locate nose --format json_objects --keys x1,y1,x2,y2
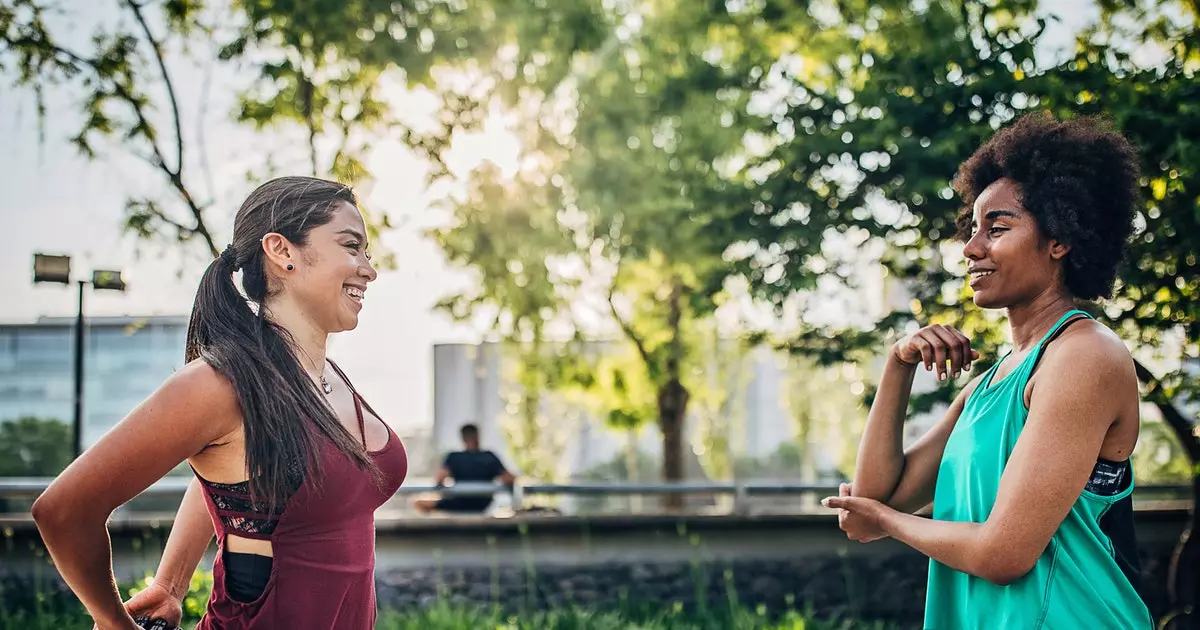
[
  {"x1": 360, "y1": 254, "x2": 378, "y2": 282},
  {"x1": 963, "y1": 229, "x2": 986, "y2": 261}
]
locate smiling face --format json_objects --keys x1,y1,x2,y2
[
  {"x1": 284, "y1": 201, "x2": 378, "y2": 333},
  {"x1": 963, "y1": 178, "x2": 1070, "y2": 309}
]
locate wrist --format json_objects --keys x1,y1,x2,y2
[
  {"x1": 165, "y1": 580, "x2": 189, "y2": 602},
  {"x1": 887, "y1": 345, "x2": 918, "y2": 370},
  {"x1": 875, "y1": 504, "x2": 903, "y2": 538},
  {"x1": 152, "y1": 575, "x2": 187, "y2": 601},
  {"x1": 96, "y1": 604, "x2": 135, "y2": 628}
]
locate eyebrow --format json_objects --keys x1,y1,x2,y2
[
  {"x1": 338, "y1": 228, "x2": 366, "y2": 243},
  {"x1": 971, "y1": 209, "x2": 1020, "y2": 227}
]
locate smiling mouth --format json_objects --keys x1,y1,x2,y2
[
  {"x1": 969, "y1": 270, "x2": 994, "y2": 286},
  {"x1": 345, "y1": 286, "x2": 365, "y2": 303}
]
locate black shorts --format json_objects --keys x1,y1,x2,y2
[{"x1": 434, "y1": 496, "x2": 493, "y2": 513}]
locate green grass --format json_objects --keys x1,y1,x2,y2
[
  {"x1": 0, "y1": 573, "x2": 910, "y2": 630},
  {"x1": 1, "y1": 606, "x2": 907, "y2": 630},
  {"x1": 374, "y1": 604, "x2": 906, "y2": 629},
  {"x1": 1, "y1": 570, "x2": 913, "y2": 630}
]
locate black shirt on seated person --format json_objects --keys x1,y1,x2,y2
[{"x1": 436, "y1": 450, "x2": 508, "y2": 512}]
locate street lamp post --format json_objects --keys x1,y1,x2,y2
[{"x1": 32, "y1": 254, "x2": 126, "y2": 458}]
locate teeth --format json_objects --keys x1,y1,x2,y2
[
  {"x1": 971, "y1": 271, "x2": 994, "y2": 278},
  {"x1": 345, "y1": 287, "x2": 364, "y2": 300}
]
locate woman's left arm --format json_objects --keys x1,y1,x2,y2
[{"x1": 825, "y1": 332, "x2": 1136, "y2": 585}]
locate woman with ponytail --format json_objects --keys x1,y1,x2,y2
[{"x1": 32, "y1": 176, "x2": 408, "y2": 630}]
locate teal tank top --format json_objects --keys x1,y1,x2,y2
[{"x1": 924, "y1": 310, "x2": 1152, "y2": 629}]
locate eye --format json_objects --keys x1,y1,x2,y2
[
  {"x1": 364, "y1": 250, "x2": 373, "y2": 261},
  {"x1": 344, "y1": 241, "x2": 361, "y2": 252},
  {"x1": 988, "y1": 227, "x2": 1007, "y2": 237}
]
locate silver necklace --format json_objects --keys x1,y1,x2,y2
[{"x1": 320, "y1": 374, "x2": 332, "y2": 395}]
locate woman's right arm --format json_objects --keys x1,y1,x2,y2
[
  {"x1": 117, "y1": 478, "x2": 214, "y2": 628},
  {"x1": 852, "y1": 325, "x2": 979, "y2": 514},
  {"x1": 32, "y1": 361, "x2": 238, "y2": 630},
  {"x1": 153, "y1": 477, "x2": 215, "y2": 599}
]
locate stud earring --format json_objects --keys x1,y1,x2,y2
[{"x1": 286, "y1": 264, "x2": 294, "y2": 271}]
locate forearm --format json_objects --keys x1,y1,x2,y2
[
  {"x1": 879, "y1": 510, "x2": 1026, "y2": 584},
  {"x1": 154, "y1": 478, "x2": 214, "y2": 600},
  {"x1": 853, "y1": 353, "x2": 918, "y2": 500},
  {"x1": 879, "y1": 510, "x2": 982, "y2": 572},
  {"x1": 34, "y1": 510, "x2": 132, "y2": 627}
]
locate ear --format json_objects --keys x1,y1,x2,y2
[
  {"x1": 261, "y1": 232, "x2": 298, "y2": 273},
  {"x1": 1048, "y1": 239, "x2": 1071, "y2": 261}
]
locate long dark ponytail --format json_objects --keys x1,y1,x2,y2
[{"x1": 185, "y1": 176, "x2": 376, "y2": 510}]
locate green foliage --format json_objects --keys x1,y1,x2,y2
[
  {"x1": 1, "y1": 601, "x2": 907, "y2": 630},
  {"x1": 0, "y1": 417, "x2": 71, "y2": 477},
  {"x1": 779, "y1": 357, "x2": 869, "y2": 481},
  {"x1": 498, "y1": 337, "x2": 595, "y2": 483},
  {"x1": 715, "y1": 1, "x2": 1198, "y2": 466},
  {"x1": 431, "y1": 2, "x2": 775, "y2": 483},
  {"x1": 375, "y1": 603, "x2": 908, "y2": 630},
  {"x1": 124, "y1": 571, "x2": 214, "y2": 625},
  {"x1": 0, "y1": 567, "x2": 908, "y2": 629},
  {"x1": 1, "y1": 0, "x2": 221, "y2": 254}
]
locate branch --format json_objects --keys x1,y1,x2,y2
[
  {"x1": 607, "y1": 281, "x2": 653, "y2": 369},
  {"x1": 109, "y1": 79, "x2": 172, "y2": 172},
  {"x1": 664, "y1": 276, "x2": 684, "y2": 377},
  {"x1": 7, "y1": 3, "x2": 217, "y2": 256},
  {"x1": 108, "y1": 78, "x2": 216, "y2": 255},
  {"x1": 123, "y1": 0, "x2": 184, "y2": 174},
  {"x1": 1134, "y1": 358, "x2": 1200, "y2": 463}
]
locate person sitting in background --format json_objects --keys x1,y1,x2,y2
[{"x1": 414, "y1": 424, "x2": 514, "y2": 514}]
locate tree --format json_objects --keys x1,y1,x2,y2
[
  {"x1": 721, "y1": 0, "x2": 1198, "y2": 623},
  {"x1": 0, "y1": 417, "x2": 72, "y2": 477},
  {"x1": 2, "y1": 0, "x2": 223, "y2": 255},
  {"x1": 430, "y1": 1, "x2": 774, "y2": 504}
]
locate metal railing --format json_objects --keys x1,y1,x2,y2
[{"x1": 1, "y1": 478, "x2": 1191, "y2": 517}]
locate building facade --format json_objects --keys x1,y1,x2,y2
[{"x1": 0, "y1": 315, "x2": 187, "y2": 448}]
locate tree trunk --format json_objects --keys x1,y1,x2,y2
[
  {"x1": 658, "y1": 376, "x2": 690, "y2": 510},
  {"x1": 1133, "y1": 359, "x2": 1198, "y2": 628},
  {"x1": 659, "y1": 277, "x2": 690, "y2": 510},
  {"x1": 1163, "y1": 474, "x2": 1199, "y2": 630}
]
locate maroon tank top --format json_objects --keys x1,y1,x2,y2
[{"x1": 193, "y1": 361, "x2": 408, "y2": 629}]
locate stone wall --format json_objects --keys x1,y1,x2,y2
[
  {"x1": 376, "y1": 539, "x2": 1179, "y2": 626},
  {"x1": 0, "y1": 508, "x2": 1187, "y2": 626}
]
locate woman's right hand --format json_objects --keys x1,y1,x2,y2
[
  {"x1": 891, "y1": 324, "x2": 979, "y2": 381},
  {"x1": 120, "y1": 581, "x2": 183, "y2": 628},
  {"x1": 91, "y1": 614, "x2": 144, "y2": 630}
]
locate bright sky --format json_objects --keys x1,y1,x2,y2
[{"x1": 0, "y1": 1, "x2": 1102, "y2": 432}]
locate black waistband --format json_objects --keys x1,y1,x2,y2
[{"x1": 225, "y1": 551, "x2": 273, "y2": 602}]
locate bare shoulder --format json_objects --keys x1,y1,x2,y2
[
  {"x1": 1029, "y1": 319, "x2": 1137, "y2": 420},
  {"x1": 157, "y1": 359, "x2": 243, "y2": 436},
  {"x1": 1043, "y1": 319, "x2": 1135, "y2": 380}
]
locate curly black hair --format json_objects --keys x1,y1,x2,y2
[{"x1": 952, "y1": 112, "x2": 1142, "y2": 301}]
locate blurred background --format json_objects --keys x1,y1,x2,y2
[{"x1": 0, "y1": 0, "x2": 1197, "y2": 628}]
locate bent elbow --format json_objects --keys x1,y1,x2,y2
[
  {"x1": 31, "y1": 493, "x2": 64, "y2": 531},
  {"x1": 974, "y1": 551, "x2": 1037, "y2": 587},
  {"x1": 982, "y1": 564, "x2": 1032, "y2": 587},
  {"x1": 32, "y1": 490, "x2": 103, "y2": 534}
]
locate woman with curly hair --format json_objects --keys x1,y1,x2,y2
[{"x1": 823, "y1": 112, "x2": 1153, "y2": 629}]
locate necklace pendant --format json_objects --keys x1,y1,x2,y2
[{"x1": 320, "y1": 375, "x2": 333, "y2": 395}]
